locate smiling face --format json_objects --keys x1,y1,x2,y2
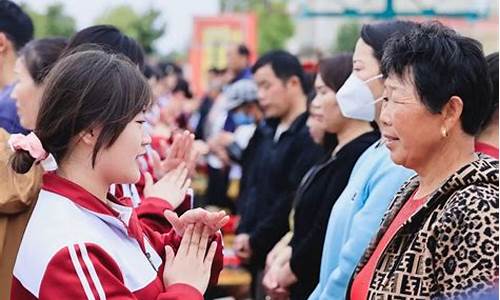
[
  {"x1": 380, "y1": 73, "x2": 444, "y2": 169},
  {"x1": 11, "y1": 57, "x2": 44, "y2": 130},
  {"x1": 94, "y1": 112, "x2": 151, "y2": 184}
]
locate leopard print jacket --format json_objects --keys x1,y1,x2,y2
[{"x1": 348, "y1": 155, "x2": 499, "y2": 299}]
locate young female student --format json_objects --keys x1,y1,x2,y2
[{"x1": 10, "y1": 49, "x2": 226, "y2": 299}]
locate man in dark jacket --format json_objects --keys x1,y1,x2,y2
[{"x1": 233, "y1": 50, "x2": 324, "y2": 296}]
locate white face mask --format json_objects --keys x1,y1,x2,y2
[{"x1": 336, "y1": 73, "x2": 384, "y2": 121}]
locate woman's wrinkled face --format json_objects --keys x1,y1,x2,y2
[
  {"x1": 11, "y1": 57, "x2": 44, "y2": 130},
  {"x1": 380, "y1": 73, "x2": 444, "y2": 170}
]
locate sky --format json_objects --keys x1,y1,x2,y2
[{"x1": 15, "y1": 0, "x2": 221, "y2": 55}]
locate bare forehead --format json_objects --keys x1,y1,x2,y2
[
  {"x1": 353, "y1": 39, "x2": 374, "y2": 62},
  {"x1": 254, "y1": 64, "x2": 276, "y2": 80}
]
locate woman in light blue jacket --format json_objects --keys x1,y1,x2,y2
[{"x1": 308, "y1": 20, "x2": 416, "y2": 300}]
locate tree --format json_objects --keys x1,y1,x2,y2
[
  {"x1": 332, "y1": 21, "x2": 361, "y2": 53},
  {"x1": 221, "y1": 0, "x2": 294, "y2": 54},
  {"x1": 20, "y1": 2, "x2": 76, "y2": 38},
  {"x1": 94, "y1": 5, "x2": 166, "y2": 54}
]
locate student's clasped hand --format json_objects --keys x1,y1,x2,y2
[
  {"x1": 164, "y1": 208, "x2": 229, "y2": 236},
  {"x1": 162, "y1": 223, "x2": 217, "y2": 293}
]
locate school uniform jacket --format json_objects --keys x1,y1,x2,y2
[{"x1": 11, "y1": 172, "x2": 223, "y2": 300}]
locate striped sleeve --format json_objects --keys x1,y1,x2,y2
[{"x1": 11, "y1": 243, "x2": 202, "y2": 300}]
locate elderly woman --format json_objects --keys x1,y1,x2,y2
[{"x1": 349, "y1": 22, "x2": 499, "y2": 299}]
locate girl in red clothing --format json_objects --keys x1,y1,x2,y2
[{"x1": 9, "y1": 49, "x2": 227, "y2": 299}]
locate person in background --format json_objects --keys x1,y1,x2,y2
[
  {"x1": 309, "y1": 20, "x2": 417, "y2": 300},
  {"x1": 263, "y1": 54, "x2": 380, "y2": 300},
  {"x1": 226, "y1": 44, "x2": 252, "y2": 83},
  {"x1": 0, "y1": 37, "x2": 67, "y2": 300},
  {"x1": 207, "y1": 79, "x2": 266, "y2": 214},
  {"x1": 193, "y1": 67, "x2": 225, "y2": 140},
  {"x1": 349, "y1": 21, "x2": 498, "y2": 300},
  {"x1": 0, "y1": 0, "x2": 33, "y2": 134},
  {"x1": 475, "y1": 52, "x2": 498, "y2": 158},
  {"x1": 234, "y1": 50, "x2": 324, "y2": 299}
]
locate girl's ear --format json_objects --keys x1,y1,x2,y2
[{"x1": 80, "y1": 127, "x2": 101, "y2": 146}]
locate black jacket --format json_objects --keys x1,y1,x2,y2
[
  {"x1": 237, "y1": 112, "x2": 325, "y2": 267},
  {"x1": 289, "y1": 131, "x2": 380, "y2": 300}
]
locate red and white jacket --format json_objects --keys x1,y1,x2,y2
[{"x1": 11, "y1": 172, "x2": 223, "y2": 300}]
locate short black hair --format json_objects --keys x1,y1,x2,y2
[
  {"x1": 64, "y1": 25, "x2": 145, "y2": 70},
  {"x1": 172, "y1": 78, "x2": 192, "y2": 99},
  {"x1": 143, "y1": 63, "x2": 161, "y2": 80},
  {"x1": 360, "y1": 20, "x2": 417, "y2": 62},
  {"x1": 382, "y1": 21, "x2": 492, "y2": 136},
  {"x1": 0, "y1": 0, "x2": 33, "y2": 50},
  {"x1": 482, "y1": 52, "x2": 499, "y2": 129},
  {"x1": 237, "y1": 44, "x2": 250, "y2": 58},
  {"x1": 252, "y1": 50, "x2": 308, "y2": 94},
  {"x1": 21, "y1": 37, "x2": 68, "y2": 84}
]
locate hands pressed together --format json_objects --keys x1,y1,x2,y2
[{"x1": 140, "y1": 131, "x2": 230, "y2": 294}]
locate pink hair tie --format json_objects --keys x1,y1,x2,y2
[{"x1": 8, "y1": 132, "x2": 48, "y2": 162}]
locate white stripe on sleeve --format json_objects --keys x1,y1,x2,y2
[
  {"x1": 68, "y1": 244, "x2": 96, "y2": 300},
  {"x1": 79, "y1": 243, "x2": 107, "y2": 300}
]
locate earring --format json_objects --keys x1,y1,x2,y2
[{"x1": 441, "y1": 127, "x2": 448, "y2": 138}]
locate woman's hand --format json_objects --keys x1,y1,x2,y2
[
  {"x1": 163, "y1": 223, "x2": 217, "y2": 294},
  {"x1": 263, "y1": 264, "x2": 290, "y2": 300},
  {"x1": 233, "y1": 233, "x2": 252, "y2": 262},
  {"x1": 275, "y1": 262, "x2": 298, "y2": 289},
  {"x1": 143, "y1": 163, "x2": 191, "y2": 209},
  {"x1": 164, "y1": 208, "x2": 229, "y2": 236},
  {"x1": 150, "y1": 131, "x2": 195, "y2": 179}
]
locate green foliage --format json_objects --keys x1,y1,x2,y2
[
  {"x1": 95, "y1": 5, "x2": 166, "y2": 54},
  {"x1": 21, "y1": 2, "x2": 76, "y2": 38},
  {"x1": 221, "y1": 0, "x2": 295, "y2": 54},
  {"x1": 332, "y1": 21, "x2": 361, "y2": 53}
]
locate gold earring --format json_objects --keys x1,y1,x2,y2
[{"x1": 441, "y1": 127, "x2": 448, "y2": 138}]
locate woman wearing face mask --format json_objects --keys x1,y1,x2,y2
[
  {"x1": 262, "y1": 54, "x2": 380, "y2": 300},
  {"x1": 308, "y1": 20, "x2": 417, "y2": 300},
  {"x1": 0, "y1": 38, "x2": 67, "y2": 299}
]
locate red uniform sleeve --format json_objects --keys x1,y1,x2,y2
[{"x1": 32, "y1": 243, "x2": 203, "y2": 300}]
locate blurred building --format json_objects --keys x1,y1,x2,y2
[{"x1": 286, "y1": 0, "x2": 499, "y2": 56}]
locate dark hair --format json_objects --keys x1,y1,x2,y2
[
  {"x1": 20, "y1": 38, "x2": 68, "y2": 85},
  {"x1": 143, "y1": 63, "x2": 161, "y2": 80},
  {"x1": 252, "y1": 50, "x2": 308, "y2": 94},
  {"x1": 64, "y1": 25, "x2": 145, "y2": 70},
  {"x1": 11, "y1": 50, "x2": 152, "y2": 174},
  {"x1": 381, "y1": 21, "x2": 492, "y2": 136},
  {"x1": 360, "y1": 20, "x2": 417, "y2": 62},
  {"x1": 157, "y1": 61, "x2": 183, "y2": 78},
  {"x1": 172, "y1": 78, "x2": 193, "y2": 99},
  {"x1": 0, "y1": 0, "x2": 33, "y2": 50},
  {"x1": 318, "y1": 53, "x2": 353, "y2": 93},
  {"x1": 481, "y1": 52, "x2": 499, "y2": 129},
  {"x1": 237, "y1": 44, "x2": 250, "y2": 58}
]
